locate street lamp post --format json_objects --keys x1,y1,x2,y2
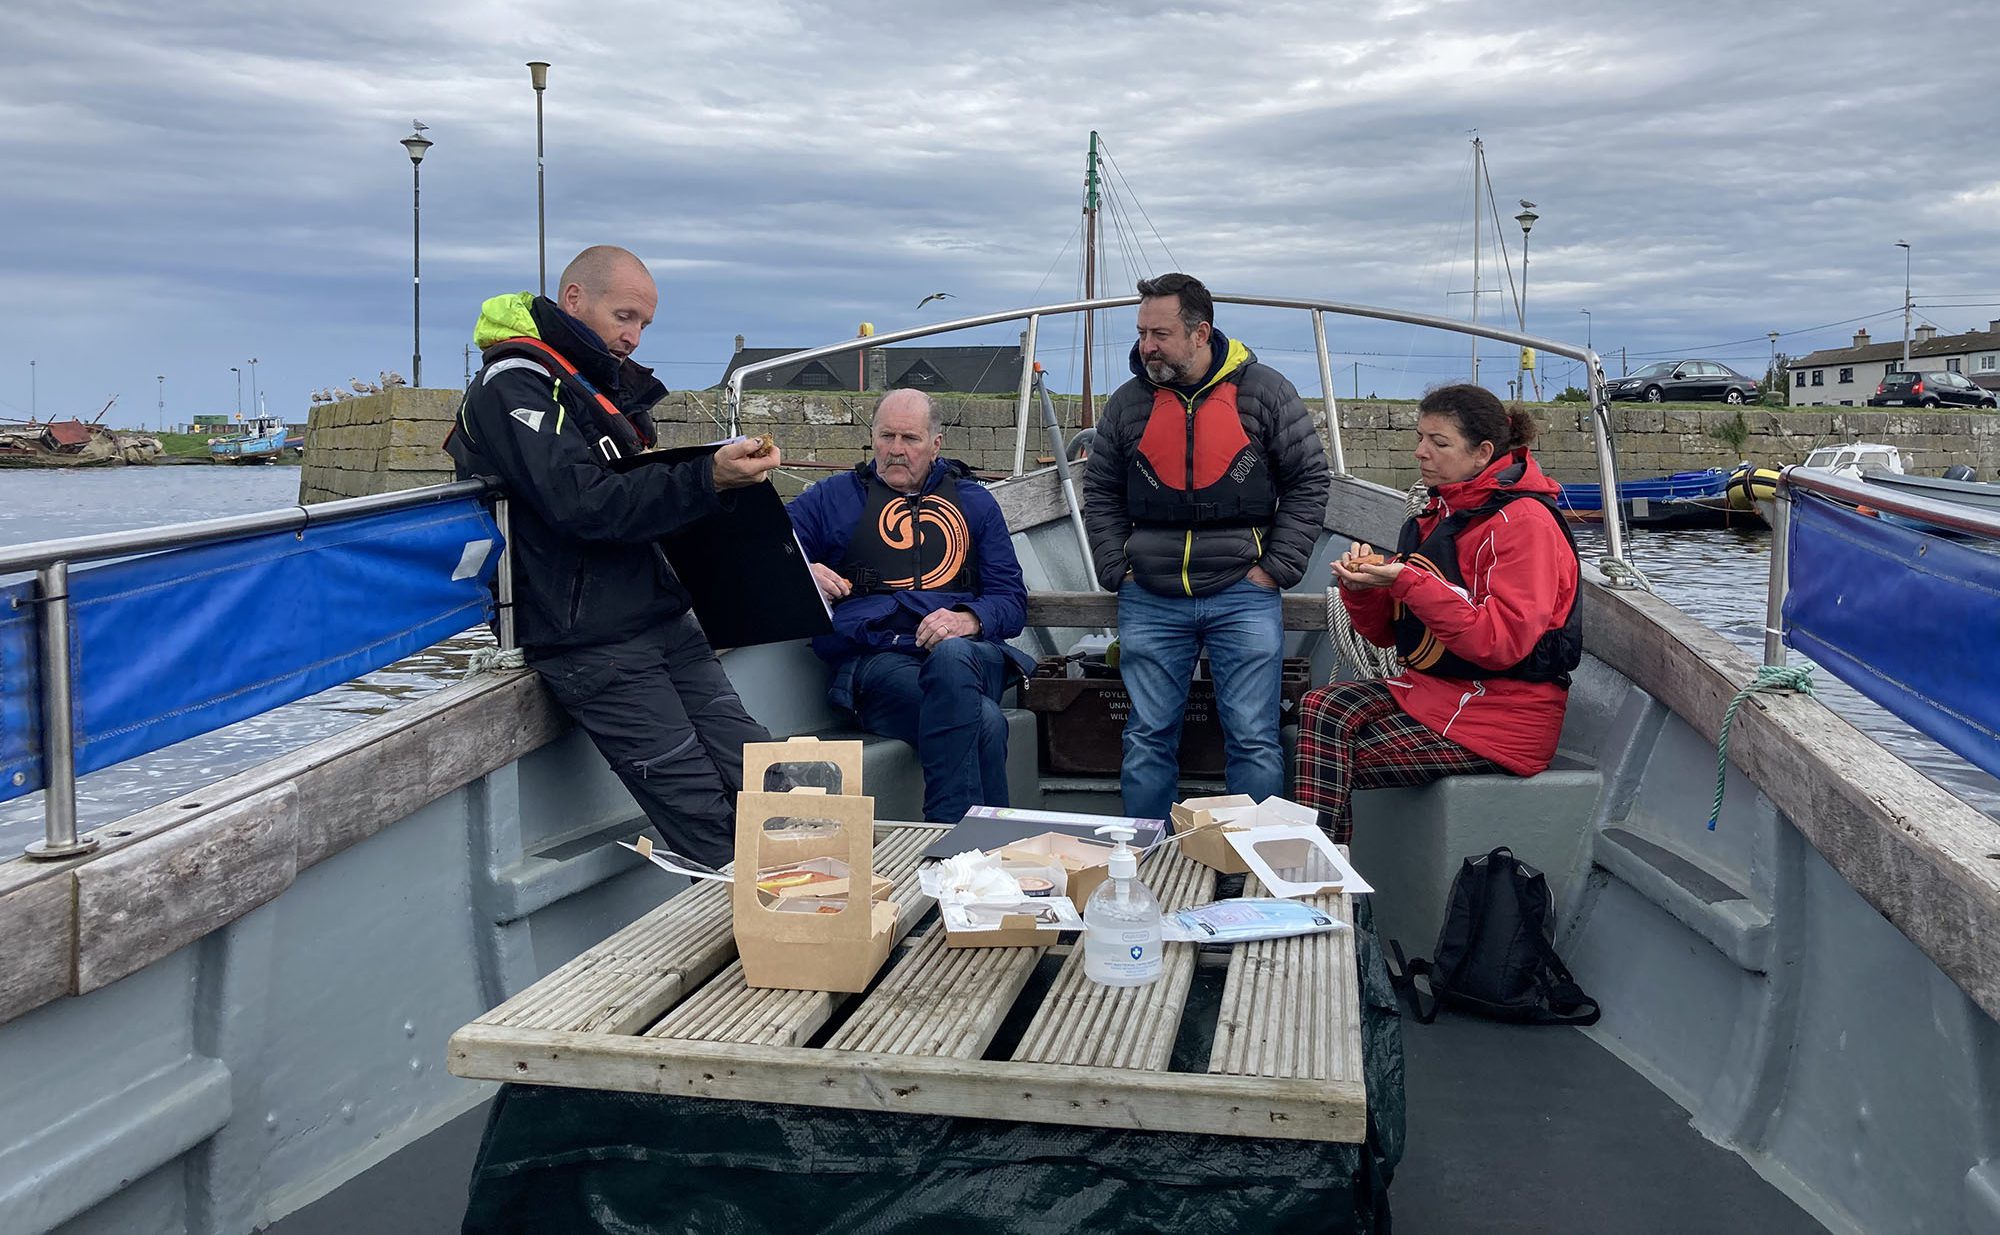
[
  {"x1": 156, "y1": 375, "x2": 164, "y2": 431},
  {"x1": 402, "y1": 128, "x2": 434, "y2": 388},
  {"x1": 1514, "y1": 204, "x2": 1538, "y2": 401},
  {"x1": 1895, "y1": 240, "x2": 1912, "y2": 371},
  {"x1": 528, "y1": 62, "x2": 550, "y2": 298},
  {"x1": 230, "y1": 367, "x2": 242, "y2": 417},
  {"x1": 247, "y1": 358, "x2": 259, "y2": 419},
  {"x1": 29, "y1": 359, "x2": 35, "y2": 422},
  {"x1": 1767, "y1": 331, "x2": 1780, "y2": 402}
]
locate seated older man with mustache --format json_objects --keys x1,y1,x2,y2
[{"x1": 786, "y1": 389, "x2": 1035, "y2": 823}]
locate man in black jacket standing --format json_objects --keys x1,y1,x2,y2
[
  {"x1": 449, "y1": 245, "x2": 781, "y2": 866},
  {"x1": 1082, "y1": 272, "x2": 1329, "y2": 819}
]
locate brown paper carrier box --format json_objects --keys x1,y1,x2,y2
[{"x1": 732, "y1": 738, "x2": 896, "y2": 992}]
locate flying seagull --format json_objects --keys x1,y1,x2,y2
[
  {"x1": 413, "y1": 120, "x2": 430, "y2": 133},
  {"x1": 916, "y1": 292, "x2": 955, "y2": 310}
]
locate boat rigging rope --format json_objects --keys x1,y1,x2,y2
[
  {"x1": 1706, "y1": 664, "x2": 1815, "y2": 830},
  {"x1": 1325, "y1": 483, "x2": 1428, "y2": 680}
]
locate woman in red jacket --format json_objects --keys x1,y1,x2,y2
[{"x1": 1297, "y1": 384, "x2": 1580, "y2": 842}]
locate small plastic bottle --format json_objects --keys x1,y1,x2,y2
[{"x1": 1083, "y1": 823, "x2": 1163, "y2": 987}]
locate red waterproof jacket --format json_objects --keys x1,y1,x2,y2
[{"x1": 1342, "y1": 449, "x2": 1577, "y2": 775}]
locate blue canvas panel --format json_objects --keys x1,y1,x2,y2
[
  {"x1": 1783, "y1": 492, "x2": 2000, "y2": 782},
  {"x1": 0, "y1": 499, "x2": 498, "y2": 803}
]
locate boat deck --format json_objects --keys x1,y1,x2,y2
[{"x1": 446, "y1": 821, "x2": 1369, "y2": 1144}]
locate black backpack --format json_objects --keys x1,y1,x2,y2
[{"x1": 1391, "y1": 847, "x2": 1599, "y2": 1025}]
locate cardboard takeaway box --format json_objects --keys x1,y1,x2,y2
[
  {"x1": 731, "y1": 738, "x2": 897, "y2": 992},
  {"x1": 1170, "y1": 794, "x2": 1319, "y2": 875}
]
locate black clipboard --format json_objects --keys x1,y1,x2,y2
[{"x1": 611, "y1": 442, "x2": 832, "y2": 647}]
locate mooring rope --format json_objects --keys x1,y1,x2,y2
[
  {"x1": 1706, "y1": 664, "x2": 1815, "y2": 829},
  {"x1": 1597, "y1": 553, "x2": 1653, "y2": 592},
  {"x1": 468, "y1": 645, "x2": 527, "y2": 675}
]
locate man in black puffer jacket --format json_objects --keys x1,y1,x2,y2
[
  {"x1": 1082, "y1": 272, "x2": 1330, "y2": 819},
  {"x1": 448, "y1": 245, "x2": 782, "y2": 866}
]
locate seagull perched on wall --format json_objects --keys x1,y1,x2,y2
[
  {"x1": 916, "y1": 292, "x2": 955, "y2": 310},
  {"x1": 381, "y1": 370, "x2": 408, "y2": 388}
]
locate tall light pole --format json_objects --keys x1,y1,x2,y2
[
  {"x1": 230, "y1": 366, "x2": 242, "y2": 417},
  {"x1": 1767, "y1": 331, "x2": 1780, "y2": 401},
  {"x1": 402, "y1": 127, "x2": 434, "y2": 387},
  {"x1": 1578, "y1": 308, "x2": 1592, "y2": 351},
  {"x1": 1515, "y1": 203, "x2": 1538, "y2": 401},
  {"x1": 528, "y1": 62, "x2": 550, "y2": 297},
  {"x1": 28, "y1": 359, "x2": 35, "y2": 422},
  {"x1": 1895, "y1": 240, "x2": 1912, "y2": 370},
  {"x1": 248, "y1": 358, "x2": 260, "y2": 419},
  {"x1": 156, "y1": 375, "x2": 164, "y2": 431}
]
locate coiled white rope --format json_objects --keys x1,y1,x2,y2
[
  {"x1": 1325, "y1": 482, "x2": 1428, "y2": 680},
  {"x1": 467, "y1": 645, "x2": 527, "y2": 674}
]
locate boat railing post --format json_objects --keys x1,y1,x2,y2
[
  {"x1": 1012, "y1": 313, "x2": 1041, "y2": 476},
  {"x1": 1763, "y1": 473, "x2": 1791, "y2": 667},
  {"x1": 1312, "y1": 309, "x2": 1348, "y2": 476},
  {"x1": 1585, "y1": 357, "x2": 1633, "y2": 583},
  {"x1": 493, "y1": 498, "x2": 518, "y2": 652},
  {"x1": 23, "y1": 560, "x2": 96, "y2": 860}
]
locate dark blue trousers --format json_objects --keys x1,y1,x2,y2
[{"x1": 847, "y1": 640, "x2": 1012, "y2": 823}]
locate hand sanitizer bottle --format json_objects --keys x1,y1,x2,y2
[{"x1": 1084, "y1": 823, "x2": 1163, "y2": 987}]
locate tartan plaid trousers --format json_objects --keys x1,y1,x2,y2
[{"x1": 1293, "y1": 679, "x2": 1503, "y2": 843}]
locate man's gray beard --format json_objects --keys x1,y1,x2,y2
[{"x1": 1144, "y1": 360, "x2": 1185, "y2": 384}]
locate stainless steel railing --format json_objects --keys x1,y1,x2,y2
[
  {"x1": 1761, "y1": 465, "x2": 2000, "y2": 667},
  {"x1": 7, "y1": 478, "x2": 511, "y2": 860},
  {"x1": 722, "y1": 290, "x2": 1621, "y2": 564}
]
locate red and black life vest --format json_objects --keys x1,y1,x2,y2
[
  {"x1": 1125, "y1": 378, "x2": 1275, "y2": 527},
  {"x1": 446, "y1": 335, "x2": 655, "y2": 466},
  {"x1": 838, "y1": 471, "x2": 980, "y2": 595},
  {"x1": 1392, "y1": 491, "x2": 1583, "y2": 687}
]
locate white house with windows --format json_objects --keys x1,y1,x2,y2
[{"x1": 1788, "y1": 321, "x2": 2000, "y2": 406}]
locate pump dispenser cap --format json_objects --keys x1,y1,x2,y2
[{"x1": 1094, "y1": 823, "x2": 1139, "y2": 880}]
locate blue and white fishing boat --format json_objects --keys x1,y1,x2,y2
[
  {"x1": 2, "y1": 295, "x2": 1997, "y2": 1234},
  {"x1": 206, "y1": 413, "x2": 291, "y2": 464}
]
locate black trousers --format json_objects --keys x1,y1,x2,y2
[{"x1": 527, "y1": 613, "x2": 770, "y2": 868}]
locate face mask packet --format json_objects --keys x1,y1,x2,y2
[{"x1": 1160, "y1": 897, "x2": 1348, "y2": 944}]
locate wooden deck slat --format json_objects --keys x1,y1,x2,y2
[
  {"x1": 476, "y1": 879, "x2": 736, "y2": 1035},
  {"x1": 1010, "y1": 849, "x2": 1215, "y2": 1070},
  {"x1": 1210, "y1": 876, "x2": 1355, "y2": 1080},
  {"x1": 825, "y1": 927, "x2": 1044, "y2": 1059},
  {"x1": 645, "y1": 827, "x2": 935, "y2": 1046}
]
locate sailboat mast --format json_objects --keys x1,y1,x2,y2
[
  {"x1": 1470, "y1": 136, "x2": 1482, "y2": 386},
  {"x1": 1081, "y1": 130, "x2": 1100, "y2": 428}
]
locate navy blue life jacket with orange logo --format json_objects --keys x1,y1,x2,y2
[
  {"x1": 838, "y1": 470, "x2": 981, "y2": 596},
  {"x1": 1392, "y1": 492, "x2": 1583, "y2": 687},
  {"x1": 1125, "y1": 375, "x2": 1275, "y2": 528}
]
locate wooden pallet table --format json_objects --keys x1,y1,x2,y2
[{"x1": 449, "y1": 822, "x2": 1368, "y2": 1145}]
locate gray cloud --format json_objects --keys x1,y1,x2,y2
[{"x1": 0, "y1": 0, "x2": 1991, "y2": 426}]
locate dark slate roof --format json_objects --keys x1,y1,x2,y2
[
  {"x1": 1792, "y1": 326, "x2": 2000, "y2": 368},
  {"x1": 717, "y1": 345, "x2": 1024, "y2": 394}
]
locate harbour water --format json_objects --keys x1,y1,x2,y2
[{"x1": 1, "y1": 467, "x2": 1994, "y2": 856}]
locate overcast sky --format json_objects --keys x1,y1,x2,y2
[{"x1": 3, "y1": 0, "x2": 1994, "y2": 429}]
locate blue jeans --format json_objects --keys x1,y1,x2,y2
[
  {"x1": 1117, "y1": 576, "x2": 1285, "y2": 819},
  {"x1": 848, "y1": 639, "x2": 1012, "y2": 823}
]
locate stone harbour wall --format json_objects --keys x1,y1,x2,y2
[
  {"x1": 300, "y1": 387, "x2": 2000, "y2": 503},
  {"x1": 298, "y1": 388, "x2": 460, "y2": 504}
]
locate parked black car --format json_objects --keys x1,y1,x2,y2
[
  {"x1": 1605, "y1": 360, "x2": 1763, "y2": 404},
  {"x1": 1866, "y1": 370, "x2": 1998, "y2": 408}
]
